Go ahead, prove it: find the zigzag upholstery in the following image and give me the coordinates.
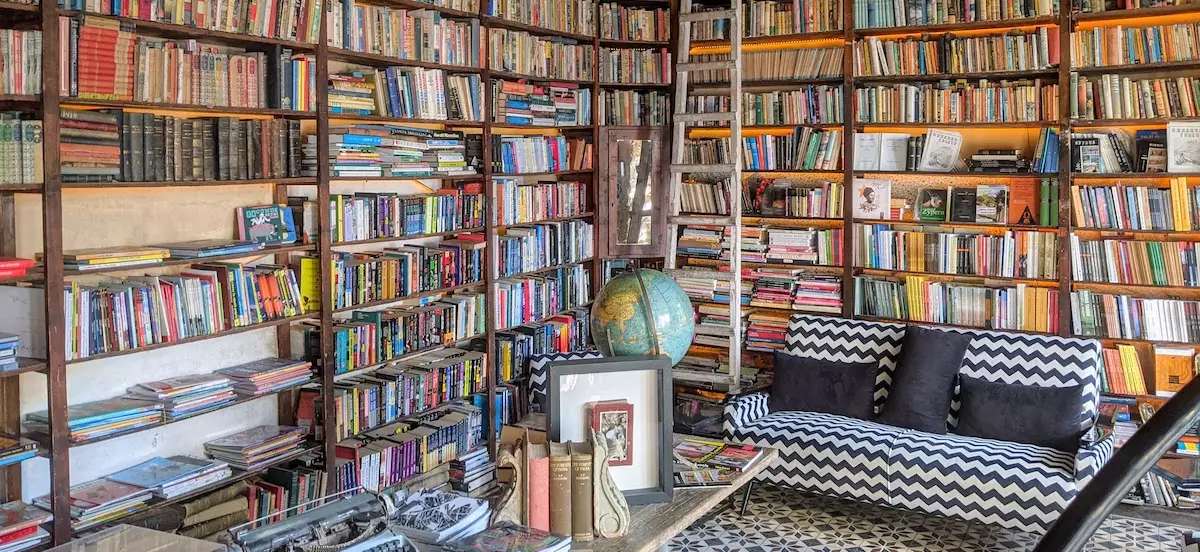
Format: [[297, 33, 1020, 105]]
[[527, 350, 603, 413], [724, 314, 1111, 532]]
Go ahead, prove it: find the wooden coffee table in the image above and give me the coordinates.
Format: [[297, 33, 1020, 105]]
[[570, 443, 778, 552]]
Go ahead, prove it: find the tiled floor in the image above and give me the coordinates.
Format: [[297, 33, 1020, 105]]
[[668, 485, 1196, 552]]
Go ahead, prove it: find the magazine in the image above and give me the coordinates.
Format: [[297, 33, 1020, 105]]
[[672, 438, 765, 472]]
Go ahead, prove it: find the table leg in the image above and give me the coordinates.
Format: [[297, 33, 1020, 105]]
[[738, 481, 754, 517]]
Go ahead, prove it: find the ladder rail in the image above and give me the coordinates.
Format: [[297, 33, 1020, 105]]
[[727, 0, 743, 393]]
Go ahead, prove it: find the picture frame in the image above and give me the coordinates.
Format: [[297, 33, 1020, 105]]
[[546, 355, 674, 506]]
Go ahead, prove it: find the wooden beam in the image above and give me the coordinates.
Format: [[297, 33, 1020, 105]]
[[315, 0, 338, 492]]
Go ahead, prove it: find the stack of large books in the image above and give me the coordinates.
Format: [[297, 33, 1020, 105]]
[[57, 246, 169, 272], [747, 268, 801, 310], [303, 126, 477, 178], [677, 225, 723, 259], [127, 374, 236, 419], [204, 426, 306, 470], [60, 108, 121, 183], [34, 479, 152, 530], [491, 80, 590, 127], [450, 449, 497, 497], [0, 333, 18, 372], [156, 240, 265, 259], [746, 310, 791, 352], [215, 358, 313, 397], [25, 397, 164, 443], [107, 456, 233, 500], [0, 501, 51, 551]]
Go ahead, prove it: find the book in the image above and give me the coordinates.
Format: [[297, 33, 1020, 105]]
[[672, 437, 764, 471], [547, 442, 572, 537], [917, 130, 963, 172], [236, 204, 297, 244], [851, 178, 892, 220], [858, 82, 1058, 124], [568, 441, 593, 541], [917, 188, 948, 222], [527, 443, 550, 532], [974, 185, 1009, 223], [442, 522, 572, 552], [587, 400, 632, 467], [949, 188, 978, 222], [1154, 346, 1195, 398], [598, 89, 670, 126], [673, 468, 735, 488], [853, 133, 908, 171], [1009, 180, 1040, 225], [0, 501, 51, 540], [106, 456, 223, 491], [1169, 122, 1200, 173]]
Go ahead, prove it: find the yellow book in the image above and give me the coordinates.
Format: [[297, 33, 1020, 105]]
[[298, 256, 320, 312], [1117, 344, 1147, 395]]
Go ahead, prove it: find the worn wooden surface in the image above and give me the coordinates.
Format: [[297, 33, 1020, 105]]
[[571, 446, 777, 552]]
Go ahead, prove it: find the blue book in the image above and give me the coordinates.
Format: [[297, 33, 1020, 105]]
[[0, 333, 17, 346], [107, 456, 216, 489]]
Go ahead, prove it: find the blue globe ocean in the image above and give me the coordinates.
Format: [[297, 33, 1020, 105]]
[[590, 269, 696, 365]]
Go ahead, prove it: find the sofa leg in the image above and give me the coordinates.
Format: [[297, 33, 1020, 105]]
[[739, 481, 754, 516]]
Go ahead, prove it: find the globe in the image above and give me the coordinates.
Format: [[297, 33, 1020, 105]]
[[590, 268, 696, 366]]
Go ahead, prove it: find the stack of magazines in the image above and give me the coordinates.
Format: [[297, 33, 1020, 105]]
[[34, 479, 152, 530], [106, 456, 233, 500], [0, 501, 51, 552], [445, 522, 571, 552], [204, 426, 306, 470], [216, 358, 313, 396], [126, 374, 236, 419], [393, 489, 491, 546], [25, 397, 163, 443]]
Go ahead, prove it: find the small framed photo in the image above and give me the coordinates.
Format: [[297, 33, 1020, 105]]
[[546, 355, 674, 506]]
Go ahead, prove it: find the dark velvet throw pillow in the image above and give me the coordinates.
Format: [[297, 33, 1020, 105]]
[[769, 351, 878, 420], [955, 376, 1084, 452], [877, 325, 973, 434]]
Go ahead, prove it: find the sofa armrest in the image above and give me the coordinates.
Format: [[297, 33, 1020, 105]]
[[1075, 429, 1116, 490], [722, 391, 769, 439]]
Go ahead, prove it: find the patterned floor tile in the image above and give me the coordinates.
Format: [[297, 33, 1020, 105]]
[[667, 484, 1195, 552]]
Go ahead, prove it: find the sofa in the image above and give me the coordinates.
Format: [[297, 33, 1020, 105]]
[[723, 314, 1116, 533]]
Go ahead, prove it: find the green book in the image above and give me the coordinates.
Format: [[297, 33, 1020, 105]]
[[1039, 178, 1051, 227], [1048, 181, 1060, 227]]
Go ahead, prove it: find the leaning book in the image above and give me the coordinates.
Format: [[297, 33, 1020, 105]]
[[1167, 122, 1200, 173]]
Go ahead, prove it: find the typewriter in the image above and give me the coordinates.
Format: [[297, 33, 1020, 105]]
[[224, 491, 420, 552]]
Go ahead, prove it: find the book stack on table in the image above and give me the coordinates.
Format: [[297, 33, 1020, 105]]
[[450, 448, 497, 497], [34, 479, 153, 530], [25, 397, 164, 443], [0, 334, 18, 372], [127, 374, 237, 420], [107, 456, 233, 500], [215, 358, 313, 397], [204, 426, 307, 470], [0, 501, 51, 552], [0, 259, 34, 280]]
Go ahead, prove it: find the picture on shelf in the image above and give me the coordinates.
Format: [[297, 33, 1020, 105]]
[[852, 178, 892, 220], [588, 400, 634, 467], [236, 204, 297, 244]]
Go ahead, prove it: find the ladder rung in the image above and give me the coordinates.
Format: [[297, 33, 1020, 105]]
[[680, 9, 736, 22], [678, 61, 735, 73], [670, 214, 734, 225], [670, 163, 735, 174], [672, 370, 737, 384], [675, 112, 735, 124], [665, 268, 732, 281]]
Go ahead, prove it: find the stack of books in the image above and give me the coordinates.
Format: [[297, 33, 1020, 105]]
[[34, 479, 152, 530], [1101, 344, 1149, 396], [0, 333, 18, 372], [488, 29, 594, 81], [492, 80, 590, 127], [0, 258, 35, 280], [155, 240, 265, 259], [0, 434, 36, 468], [445, 523, 571, 552], [304, 126, 477, 178], [0, 501, 51, 551], [745, 310, 791, 352], [676, 225, 723, 259], [126, 374, 236, 419], [215, 358, 313, 396], [330, 70, 482, 122], [450, 448, 497, 496], [57, 246, 169, 272], [204, 426, 307, 470], [60, 107, 121, 182], [793, 276, 842, 314], [765, 228, 842, 266], [747, 268, 803, 310], [25, 397, 164, 443], [968, 149, 1030, 174], [106, 456, 233, 499]]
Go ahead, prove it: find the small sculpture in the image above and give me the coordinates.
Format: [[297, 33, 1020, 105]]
[[491, 445, 523, 526], [590, 427, 630, 538]]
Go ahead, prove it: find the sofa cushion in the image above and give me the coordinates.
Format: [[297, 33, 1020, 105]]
[[887, 430, 1076, 532], [783, 315, 905, 414], [730, 410, 904, 504], [878, 326, 972, 434], [955, 376, 1084, 452], [769, 352, 877, 419]]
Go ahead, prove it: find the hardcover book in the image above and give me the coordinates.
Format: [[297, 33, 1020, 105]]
[[106, 456, 216, 490], [949, 188, 978, 223], [1009, 179, 1040, 225], [0, 501, 51, 537], [236, 204, 297, 244], [917, 188, 948, 222], [586, 400, 632, 467], [974, 185, 1009, 224]]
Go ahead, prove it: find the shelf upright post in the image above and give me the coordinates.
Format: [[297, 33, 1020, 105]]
[[0, 190, 17, 502], [1057, 6, 1073, 335], [315, 0, 338, 486], [841, 0, 855, 319], [480, 2, 498, 456], [40, 0, 70, 543], [591, 1, 601, 295]]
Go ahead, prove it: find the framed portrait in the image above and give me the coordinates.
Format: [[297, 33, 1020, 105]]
[[546, 355, 674, 506]]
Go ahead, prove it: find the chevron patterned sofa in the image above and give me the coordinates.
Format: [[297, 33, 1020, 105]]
[[723, 314, 1116, 533]]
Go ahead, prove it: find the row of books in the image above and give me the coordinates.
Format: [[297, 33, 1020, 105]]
[[489, 29, 593, 81], [320, 242, 484, 311], [63, 263, 305, 360], [496, 220, 594, 277], [680, 180, 734, 216], [1071, 290, 1200, 344], [492, 80, 590, 127], [487, 0, 596, 36], [329, 349, 486, 440], [1071, 73, 1200, 122], [491, 135, 592, 174], [62, 109, 304, 183], [519, 438, 596, 540], [854, 224, 1061, 279], [746, 129, 844, 171], [1101, 343, 1150, 396], [1074, 0, 1194, 13], [693, 0, 843, 39], [1070, 182, 1199, 231], [687, 86, 844, 126], [678, 224, 844, 266], [1071, 22, 1200, 68], [682, 179, 844, 218], [495, 264, 591, 329], [245, 465, 329, 530], [853, 29, 1058, 77], [597, 89, 670, 126], [688, 47, 844, 83], [0, 30, 40, 96], [750, 268, 843, 314], [0, 116, 42, 185], [329, 3, 480, 69], [1071, 129, 1138, 173], [598, 5, 670, 41], [330, 69, 483, 122], [1069, 236, 1200, 287], [495, 307, 591, 383], [597, 48, 671, 85], [855, 276, 1062, 333], [852, 0, 1054, 29], [333, 402, 484, 494], [316, 190, 486, 244], [854, 79, 1060, 124], [60, 17, 315, 109], [59, 0, 322, 43], [303, 125, 478, 179], [855, 179, 1058, 227], [494, 179, 588, 226]]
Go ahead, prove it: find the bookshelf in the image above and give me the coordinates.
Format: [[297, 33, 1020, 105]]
[[0, 0, 673, 545]]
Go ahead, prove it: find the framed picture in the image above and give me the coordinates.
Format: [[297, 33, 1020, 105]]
[[546, 355, 674, 506]]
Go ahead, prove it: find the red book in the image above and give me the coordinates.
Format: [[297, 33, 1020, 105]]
[[527, 443, 550, 531], [0, 269, 27, 278], [0, 259, 34, 271]]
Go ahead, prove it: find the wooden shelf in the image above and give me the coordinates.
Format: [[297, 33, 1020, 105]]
[[600, 38, 671, 47], [488, 70, 595, 85], [855, 120, 1058, 128], [854, 218, 1058, 231], [854, 68, 1059, 83], [329, 174, 480, 181], [60, 244, 315, 276], [1097, 336, 1200, 347], [598, 82, 673, 88], [57, 9, 318, 51], [691, 29, 845, 47], [1072, 226, 1200, 234], [1071, 172, 1200, 179], [372, 0, 478, 18], [0, 2, 38, 12], [854, 267, 1060, 285], [332, 332, 485, 381], [496, 213, 595, 229], [328, 113, 484, 127], [852, 16, 1060, 37], [0, 183, 41, 193], [60, 98, 315, 118], [1072, 281, 1200, 292], [492, 169, 594, 178], [855, 314, 1059, 336], [482, 16, 596, 42], [326, 47, 482, 73], [744, 169, 844, 176], [1074, 4, 1200, 23], [853, 170, 1056, 178], [499, 301, 594, 332], [1072, 60, 1200, 75], [489, 124, 594, 132], [2, 358, 47, 378], [500, 258, 596, 279], [1072, 116, 1200, 127], [65, 313, 317, 365], [0, 94, 39, 103], [62, 177, 318, 189], [691, 77, 844, 89], [331, 281, 485, 314], [680, 256, 844, 271], [331, 227, 485, 248]]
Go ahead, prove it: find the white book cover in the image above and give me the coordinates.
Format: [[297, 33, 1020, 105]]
[[878, 133, 910, 171], [917, 129, 964, 172], [853, 133, 881, 171], [852, 178, 892, 220], [1168, 122, 1200, 172]]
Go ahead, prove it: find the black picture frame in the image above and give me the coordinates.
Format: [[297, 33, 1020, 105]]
[[546, 355, 675, 506]]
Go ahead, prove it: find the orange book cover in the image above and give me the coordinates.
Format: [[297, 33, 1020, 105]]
[[527, 443, 550, 532], [1008, 179, 1039, 225]]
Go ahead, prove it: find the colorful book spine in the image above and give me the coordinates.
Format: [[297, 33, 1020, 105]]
[[856, 275, 1061, 333]]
